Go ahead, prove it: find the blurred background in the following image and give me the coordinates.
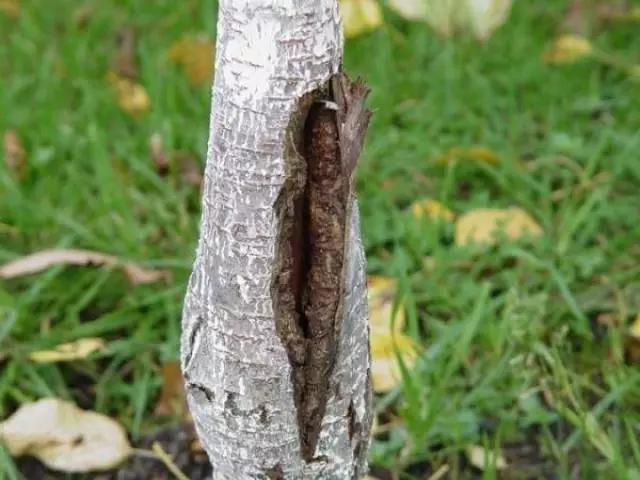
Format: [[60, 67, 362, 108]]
[[1, 0, 640, 478]]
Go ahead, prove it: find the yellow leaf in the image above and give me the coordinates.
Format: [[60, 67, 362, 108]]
[[543, 35, 592, 64], [340, 0, 383, 38], [628, 65, 640, 77], [387, 0, 428, 20], [0, 0, 20, 17], [419, 0, 461, 37], [28, 338, 106, 364], [388, 0, 512, 40], [462, 0, 513, 41], [433, 146, 500, 165], [368, 276, 405, 333], [168, 35, 215, 87], [410, 198, 455, 222], [371, 414, 380, 435], [629, 314, 640, 339], [106, 72, 150, 116], [625, 313, 640, 364], [465, 444, 507, 470], [0, 398, 131, 472], [455, 207, 542, 247], [371, 331, 417, 393]]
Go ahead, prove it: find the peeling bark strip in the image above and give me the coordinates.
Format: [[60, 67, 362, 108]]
[[273, 71, 372, 461]]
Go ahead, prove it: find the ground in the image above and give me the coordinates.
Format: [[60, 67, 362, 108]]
[[1, 1, 639, 479]]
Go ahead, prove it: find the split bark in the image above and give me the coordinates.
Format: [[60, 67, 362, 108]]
[[181, 1, 372, 479]]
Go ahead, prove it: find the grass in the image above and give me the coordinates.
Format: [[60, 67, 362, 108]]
[[1, 0, 640, 479]]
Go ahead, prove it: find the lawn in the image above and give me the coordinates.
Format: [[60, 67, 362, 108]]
[[1, 1, 640, 479]]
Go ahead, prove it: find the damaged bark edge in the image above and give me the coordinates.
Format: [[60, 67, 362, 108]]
[[272, 71, 372, 462]]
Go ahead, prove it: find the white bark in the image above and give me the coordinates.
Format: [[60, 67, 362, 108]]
[[181, 1, 371, 479]]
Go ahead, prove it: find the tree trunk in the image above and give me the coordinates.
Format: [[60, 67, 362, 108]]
[[181, 1, 371, 478]]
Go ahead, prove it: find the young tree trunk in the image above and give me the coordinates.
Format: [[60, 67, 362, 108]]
[[181, 1, 372, 478]]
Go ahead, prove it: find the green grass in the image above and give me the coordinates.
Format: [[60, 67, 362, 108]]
[[1, 1, 640, 479]]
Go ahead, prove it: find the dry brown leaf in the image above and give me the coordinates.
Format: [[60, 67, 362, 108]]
[[368, 276, 405, 333], [371, 331, 417, 393], [0, 398, 131, 472], [455, 207, 542, 247], [175, 152, 203, 190], [168, 35, 215, 87], [28, 338, 106, 364], [3, 130, 25, 177], [111, 26, 138, 79], [0, 248, 171, 286], [148, 133, 203, 189], [465, 444, 507, 471], [561, 0, 632, 35], [0, 0, 20, 17], [154, 361, 189, 419], [543, 35, 593, 64]]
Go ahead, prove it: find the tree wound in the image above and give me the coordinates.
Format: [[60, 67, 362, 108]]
[[272, 72, 372, 462]]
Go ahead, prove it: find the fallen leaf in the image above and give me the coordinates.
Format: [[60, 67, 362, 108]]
[[614, 6, 640, 21], [410, 198, 455, 222], [28, 338, 106, 364], [150, 132, 169, 174], [371, 415, 380, 435], [625, 313, 640, 364], [107, 72, 150, 116], [561, 0, 634, 35], [370, 331, 417, 393], [0, 398, 131, 472], [627, 65, 640, 77], [111, 26, 138, 79], [465, 444, 507, 470], [168, 35, 215, 87], [543, 34, 592, 64], [462, 0, 513, 41], [368, 276, 405, 333], [0, 0, 19, 17], [455, 207, 542, 247], [72, 4, 93, 30], [154, 361, 189, 419], [3, 130, 25, 177], [387, 0, 428, 20], [149, 134, 203, 189], [340, 0, 383, 38], [433, 146, 500, 165], [0, 249, 171, 286], [388, 0, 512, 41], [175, 151, 203, 190], [630, 314, 640, 339]]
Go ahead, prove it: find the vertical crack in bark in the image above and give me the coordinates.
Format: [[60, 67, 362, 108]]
[[272, 71, 372, 462]]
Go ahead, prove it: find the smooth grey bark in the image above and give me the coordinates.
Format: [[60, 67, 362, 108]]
[[181, 1, 371, 478]]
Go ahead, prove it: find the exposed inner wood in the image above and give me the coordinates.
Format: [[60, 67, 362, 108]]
[[273, 72, 372, 462]]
